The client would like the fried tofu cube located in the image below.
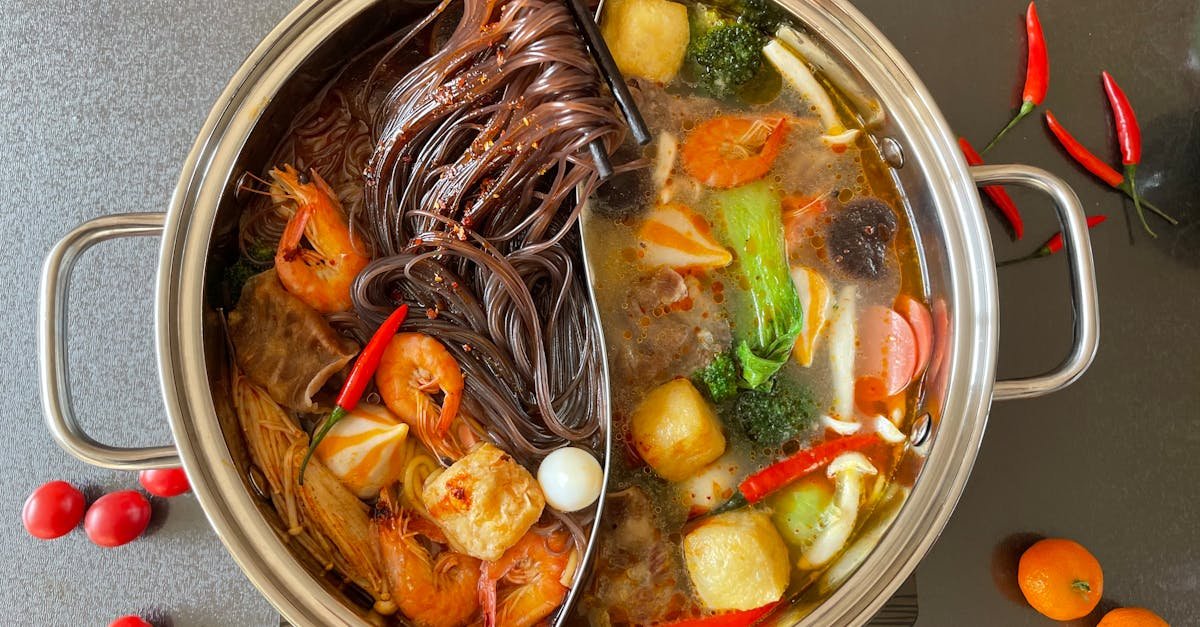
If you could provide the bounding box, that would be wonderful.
[600,0,690,83]
[421,443,545,561]
[631,378,726,481]
[682,510,790,611]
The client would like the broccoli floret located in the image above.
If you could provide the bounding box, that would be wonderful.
[224,258,259,304]
[685,0,786,98]
[689,21,765,97]
[732,0,785,33]
[693,351,739,403]
[730,377,815,445]
[247,239,276,264]
[689,3,728,37]
[695,0,784,36]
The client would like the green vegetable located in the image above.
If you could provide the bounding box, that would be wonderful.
[687,5,765,97]
[695,0,785,36]
[769,476,834,548]
[247,240,276,264]
[224,258,260,304]
[726,0,786,33]
[688,3,727,38]
[715,181,805,388]
[692,350,739,403]
[729,375,816,445]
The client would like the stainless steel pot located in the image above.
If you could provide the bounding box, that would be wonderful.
[38,0,1099,625]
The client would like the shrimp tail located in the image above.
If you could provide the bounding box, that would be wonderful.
[479,562,499,627]
[436,392,461,434]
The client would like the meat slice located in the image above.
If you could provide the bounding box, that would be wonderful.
[616,268,731,388]
[228,270,359,411]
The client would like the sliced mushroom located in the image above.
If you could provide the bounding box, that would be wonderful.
[763,39,860,149]
[828,285,857,420]
[872,414,907,444]
[798,451,878,569]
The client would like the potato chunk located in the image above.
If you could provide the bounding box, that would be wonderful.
[683,510,790,611]
[631,378,726,481]
[600,0,690,83]
[422,443,545,561]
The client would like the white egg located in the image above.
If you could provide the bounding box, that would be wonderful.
[537,446,603,513]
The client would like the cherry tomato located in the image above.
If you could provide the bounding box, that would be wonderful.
[109,616,153,627]
[22,480,86,540]
[84,490,151,548]
[138,467,190,498]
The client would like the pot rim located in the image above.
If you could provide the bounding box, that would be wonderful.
[153,0,997,625]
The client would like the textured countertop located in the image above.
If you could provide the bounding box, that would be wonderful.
[3,0,1196,625]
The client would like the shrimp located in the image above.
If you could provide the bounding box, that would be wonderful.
[681,115,790,189]
[375,488,481,627]
[269,164,369,313]
[479,529,575,627]
[376,332,465,458]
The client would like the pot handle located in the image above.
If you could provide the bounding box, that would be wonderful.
[39,212,181,470]
[970,164,1100,401]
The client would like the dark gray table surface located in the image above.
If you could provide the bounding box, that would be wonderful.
[3,0,1196,625]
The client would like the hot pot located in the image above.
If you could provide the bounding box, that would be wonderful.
[37,0,1099,624]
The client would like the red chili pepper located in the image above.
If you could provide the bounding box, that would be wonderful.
[656,601,781,627]
[999,215,1107,266]
[710,435,877,514]
[1043,111,1124,187]
[1043,110,1177,231]
[299,304,409,479]
[985,2,1048,152]
[1101,72,1141,166]
[1100,71,1155,236]
[959,137,1025,239]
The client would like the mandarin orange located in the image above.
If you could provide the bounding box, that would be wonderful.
[1098,607,1169,627]
[1017,538,1103,620]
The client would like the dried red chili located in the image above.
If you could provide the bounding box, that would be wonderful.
[300,304,409,479]
[985,2,1048,152]
[999,215,1107,266]
[959,137,1025,239]
[1044,110,1177,231]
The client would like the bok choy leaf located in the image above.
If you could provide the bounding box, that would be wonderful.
[715,180,804,388]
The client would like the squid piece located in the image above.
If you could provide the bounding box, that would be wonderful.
[791,266,832,367]
[762,39,860,150]
[637,203,733,270]
[797,452,878,570]
[228,269,359,411]
[313,403,411,500]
